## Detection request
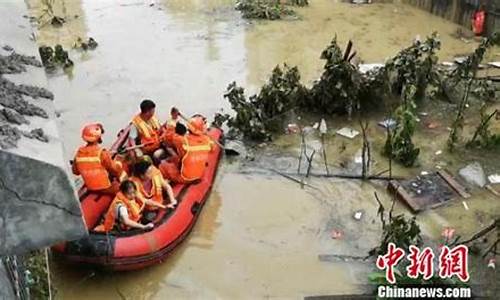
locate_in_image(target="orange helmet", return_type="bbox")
[82,123,103,143]
[188,116,206,135]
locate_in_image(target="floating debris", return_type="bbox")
[425,120,440,129]
[336,127,359,139]
[330,229,344,240]
[488,62,500,68]
[50,16,65,27]
[378,118,396,129]
[286,123,299,134]
[2,45,14,52]
[358,63,384,74]
[462,201,470,210]
[459,162,486,188]
[389,171,456,212]
[353,210,364,221]
[488,258,496,269]
[75,37,98,51]
[488,174,500,184]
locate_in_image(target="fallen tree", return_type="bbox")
[223,64,308,140]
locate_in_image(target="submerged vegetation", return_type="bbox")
[446,33,500,151]
[467,106,500,149]
[372,193,423,256]
[24,250,55,300]
[38,44,73,71]
[369,193,468,289]
[383,95,420,167]
[220,31,500,167]
[224,64,307,141]
[235,0,308,20]
[377,34,441,166]
[308,38,363,115]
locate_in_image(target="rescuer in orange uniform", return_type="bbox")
[130,99,165,163]
[72,123,127,195]
[159,116,214,183]
[96,180,166,232]
[130,160,177,211]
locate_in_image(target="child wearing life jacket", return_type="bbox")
[95,180,166,232]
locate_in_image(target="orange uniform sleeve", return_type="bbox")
[161,125,175,146]
[71,158,80,175]
[100,149,124,179]
[173,134,186,158]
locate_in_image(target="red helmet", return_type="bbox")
[82,123,103,142]
[188,116,206,135]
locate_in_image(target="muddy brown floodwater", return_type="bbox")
[21,0,500,298]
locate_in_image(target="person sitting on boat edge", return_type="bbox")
[129,99,165,164]
[159,117,213,183]
[161,106,182,156]
[131,160,177,212]
[162,107,181,141]
[96,180,165,232]
[72,123,127,195]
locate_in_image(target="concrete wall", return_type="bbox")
[0,1,87,256]
[0,260,16,300]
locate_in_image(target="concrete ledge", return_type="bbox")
[0,1,87,255]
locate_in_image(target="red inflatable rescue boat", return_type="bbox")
[52,125,223,271]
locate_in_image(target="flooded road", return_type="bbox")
[25,0,479,155]
[21,0,499,298]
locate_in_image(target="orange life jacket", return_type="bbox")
[166,117,178,128]
[132,114,161,153]
[162,118,178,147]
[130,166,164,206]
[102,192,144,232]
[181,134,213,181]
[74,145,111,190]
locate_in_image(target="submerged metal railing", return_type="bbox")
[2,256,30,300]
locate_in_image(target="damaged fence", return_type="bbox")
[1,250,54,300]
[405,0,500,36]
